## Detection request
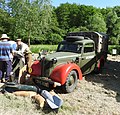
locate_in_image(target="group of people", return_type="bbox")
[0,34,32,83]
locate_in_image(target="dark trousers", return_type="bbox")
[0,60,12,80]
[12,56,24,78]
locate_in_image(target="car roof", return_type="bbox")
[61,39,94,44]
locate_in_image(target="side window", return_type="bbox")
[84,43,94,53]
[77,44,82,53]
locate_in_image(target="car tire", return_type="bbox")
[63,70,78,93]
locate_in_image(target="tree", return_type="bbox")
[106,10,118,37]
[0,8,14,36]
[69,26,88,32]
[113,6,120,17]
[87,13,107,32]
[112,18,120,44]
[6,0,52,45]
[100,7,112,24]
[68,3,79,28]
[49,9,65,37]
[55,4,100,33]
[106,10,119,45]
[47,33,63,45]
[55,3,71,31]
[78,5,99,27]
[0,1,119,45]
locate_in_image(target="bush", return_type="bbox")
[108,45,120,55]
[109,37,119,45]
[46,33,63,45]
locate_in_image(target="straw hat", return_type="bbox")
[1,34,9,39]
[16,38,21,41]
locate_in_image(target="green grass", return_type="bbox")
[30,44,120,55]
[0,93,76,115]
[30,44,57,53]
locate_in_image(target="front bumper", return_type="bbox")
[32,77,61,89]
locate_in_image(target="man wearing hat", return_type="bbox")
[0,34,14,82]
[13,38,32,83]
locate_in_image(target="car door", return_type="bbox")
[80,42,96,75]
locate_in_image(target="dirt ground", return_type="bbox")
[0,54,120,115]
[59,54,120,115]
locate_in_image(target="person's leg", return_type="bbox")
[5,60,12,81]
[18,65,27,83]
[0,61,6,82]
[0,61,3,81]
[12,56,20,72]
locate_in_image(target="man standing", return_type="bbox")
[8,39,17,61]
[13,38,32,83]
[0,34,14,82]
[14,38,32,69]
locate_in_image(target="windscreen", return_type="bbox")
[57,42,82,53]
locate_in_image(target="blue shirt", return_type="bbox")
[9,41,17,50]
[0,41,13,61]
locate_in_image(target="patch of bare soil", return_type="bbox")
[60,54,120,114]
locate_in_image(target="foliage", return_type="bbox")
[112,18,120,38]
[110,37,119,45]
[69,26,89,32]
[46,33,63,45]
[106,10,119,45]
[0,1,120,45]
[1,0,52,43]
[108,45,120,54]
[113,6,120,17]
[0,8,14,37]
[87,13,107,32]
[54,3,71,30]
[78,5,100,27]
[106,10,118,37]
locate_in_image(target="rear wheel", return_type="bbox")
[63,70,78,93]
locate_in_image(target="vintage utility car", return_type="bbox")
[29,32,109,93]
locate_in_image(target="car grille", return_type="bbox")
[41,58,53,77]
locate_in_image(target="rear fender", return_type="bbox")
[97,55,105,69]
[50,63,83,85]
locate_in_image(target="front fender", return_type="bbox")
[30,60,41,76]
[50,62,83,85]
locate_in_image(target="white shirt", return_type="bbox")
[14,42,30,64]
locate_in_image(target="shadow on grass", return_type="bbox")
[85,60,120,102]
[33,101,59,114]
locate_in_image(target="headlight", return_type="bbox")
[52,58,57,64]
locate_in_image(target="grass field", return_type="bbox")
[30,44,120,55]
[30,45,57,53]
[0,92,76,115]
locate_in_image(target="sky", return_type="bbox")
[51,0,120,8]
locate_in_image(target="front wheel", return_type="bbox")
[63,70,78,93]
